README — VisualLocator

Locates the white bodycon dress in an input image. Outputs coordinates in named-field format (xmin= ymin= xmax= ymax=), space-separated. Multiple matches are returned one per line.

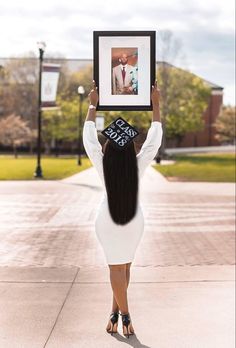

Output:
xmin=82 ymin=120 xmax=163 ymax=265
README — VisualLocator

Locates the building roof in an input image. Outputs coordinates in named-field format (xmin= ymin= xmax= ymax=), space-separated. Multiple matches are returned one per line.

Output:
xmin=156 ymin=60 xmax=224 ymax=90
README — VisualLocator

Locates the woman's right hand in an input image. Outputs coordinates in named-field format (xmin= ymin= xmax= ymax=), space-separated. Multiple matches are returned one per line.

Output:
xmin=88 ymin=80 xmax=99 ymax=107
xmin=151 ymin=80 xmax=160 ymax=109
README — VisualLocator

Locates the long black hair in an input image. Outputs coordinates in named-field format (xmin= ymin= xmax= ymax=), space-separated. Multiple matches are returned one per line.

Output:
xmin=102 ymin=139 xmax=138 ymax=225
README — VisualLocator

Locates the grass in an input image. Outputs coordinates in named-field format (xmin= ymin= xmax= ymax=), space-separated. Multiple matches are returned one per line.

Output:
xmin=1 ymin=153 xmax=235 ymax=182
xmin=0 ymin=156 xmax=92 ymax=180
xmin=153 ymin=153 xmax=235 ymax=182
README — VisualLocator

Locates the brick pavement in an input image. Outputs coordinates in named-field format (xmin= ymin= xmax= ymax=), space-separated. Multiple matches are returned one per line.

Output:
xmin=0 ymin=166 xmax=235 ymax=348
xmin=0 ymin=167 xmax=234 ymax=267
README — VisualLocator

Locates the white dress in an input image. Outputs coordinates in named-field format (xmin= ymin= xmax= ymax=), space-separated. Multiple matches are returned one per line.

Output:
xmin=82 ymin=120 xmax=163 ymax=265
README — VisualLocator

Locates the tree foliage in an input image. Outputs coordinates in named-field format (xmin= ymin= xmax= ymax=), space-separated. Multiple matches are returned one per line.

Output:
xmin=0 ymin=55 xmax=38 ymax=129
xmin=42 ymin=96 xmax=89 ymax=154
xmin=60 ymin=64 xmax=93 ymax=99
xmin=0 ymin=114 xmax=36 ymax=157
xmin=157 ymin=65 xmax=211 ymax=146
xmin=213 ymin=105 xmax=236 ymax=144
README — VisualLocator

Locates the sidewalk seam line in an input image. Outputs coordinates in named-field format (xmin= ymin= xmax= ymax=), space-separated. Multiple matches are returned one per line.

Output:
xmin=43 ymin=267 xmax=80 ymax=348
xmin=0 ymin=280 xmax=234 ymax=284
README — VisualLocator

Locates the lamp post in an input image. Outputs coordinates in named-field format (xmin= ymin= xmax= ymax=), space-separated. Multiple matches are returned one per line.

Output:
xmin=77 ymin=85 xmax=85 ymax=165
xmin=34 ymin=41 xmax=46 ymax=178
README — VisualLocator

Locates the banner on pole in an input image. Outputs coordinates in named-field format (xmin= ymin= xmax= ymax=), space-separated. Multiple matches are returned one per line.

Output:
xmin=41 ymin=63 xmax=60 ymax=109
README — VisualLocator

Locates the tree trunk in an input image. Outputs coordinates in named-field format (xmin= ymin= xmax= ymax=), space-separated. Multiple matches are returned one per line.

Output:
xmin=13 ymin=145 xmax=18 ymax=158
xmin=55 ymin=139 xmax=59 ymax=157
xmin=175 ymin=135 xmax=183 ymax=147
xmin=45 ymin=143 xmax=51 ymax=155
xmin=29 ymin=141 xmax=34 ymax=155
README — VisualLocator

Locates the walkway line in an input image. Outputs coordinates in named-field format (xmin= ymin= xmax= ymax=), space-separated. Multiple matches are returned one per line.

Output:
xmin=43 ymin=267 xmax=80 ymax=348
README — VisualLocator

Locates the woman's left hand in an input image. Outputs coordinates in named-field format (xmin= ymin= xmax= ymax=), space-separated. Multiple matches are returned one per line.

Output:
xmin=88 ymin=80 xmax=99 ymax=107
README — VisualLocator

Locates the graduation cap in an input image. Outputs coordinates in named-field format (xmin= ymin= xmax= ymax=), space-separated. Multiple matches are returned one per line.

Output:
xmin=101 ymin=117 xmax=139 ymax=150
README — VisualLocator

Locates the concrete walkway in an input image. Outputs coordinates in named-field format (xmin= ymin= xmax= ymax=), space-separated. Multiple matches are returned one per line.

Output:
xmin=0 ymin=165 xmax=235 ymax=348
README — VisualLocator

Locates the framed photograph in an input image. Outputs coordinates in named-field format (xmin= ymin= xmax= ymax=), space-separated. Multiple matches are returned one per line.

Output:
xmin=93 ymin=31 xmax=156 ymax=111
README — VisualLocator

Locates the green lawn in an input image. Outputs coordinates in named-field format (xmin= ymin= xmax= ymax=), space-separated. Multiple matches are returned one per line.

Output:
xmin=153 ymin=153 xmax=235 ymax=182
xmin=1 ymin=153 xmax=235 ymax=182
xmin=0 ymin=156 xmax=92 ymax=180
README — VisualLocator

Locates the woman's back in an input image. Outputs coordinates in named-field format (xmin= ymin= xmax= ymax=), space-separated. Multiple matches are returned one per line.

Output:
xmin=82 ymin=79 xmax=163 ymax=264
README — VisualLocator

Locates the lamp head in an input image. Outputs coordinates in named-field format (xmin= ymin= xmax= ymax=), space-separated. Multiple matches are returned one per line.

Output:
xmin=37 ymin=41 xmax=46 ymax=51
xmin=78 ymin=86 xmax=85 ymax=95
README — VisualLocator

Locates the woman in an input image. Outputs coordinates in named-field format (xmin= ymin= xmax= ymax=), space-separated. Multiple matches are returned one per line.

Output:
xmin=82 ymin=80 xmax=163 ymax=338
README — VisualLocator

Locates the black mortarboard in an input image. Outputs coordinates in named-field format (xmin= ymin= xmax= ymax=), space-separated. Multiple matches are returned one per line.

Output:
xmin=101 ymin=117 xmax=139 ymax=150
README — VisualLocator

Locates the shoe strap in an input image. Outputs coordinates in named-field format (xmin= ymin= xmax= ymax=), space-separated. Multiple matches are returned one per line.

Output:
xmin=110 ymin=311 xmax=119 ymax=317
xmin=119 ymin=311 xmax=130 ymax=316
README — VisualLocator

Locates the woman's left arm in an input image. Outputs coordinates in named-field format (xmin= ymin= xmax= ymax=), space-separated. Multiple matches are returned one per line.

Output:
xmin=82 ymin=81 xmax=104 ymax=176
xmin=85 ymin=80 xmax=98 ymax=122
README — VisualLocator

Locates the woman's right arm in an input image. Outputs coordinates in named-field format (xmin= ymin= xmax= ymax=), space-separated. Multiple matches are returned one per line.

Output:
xmin=136 ymin=81 xmax=163 ymax=173
xmin=152 ymin=80 xmax=161 ymax=122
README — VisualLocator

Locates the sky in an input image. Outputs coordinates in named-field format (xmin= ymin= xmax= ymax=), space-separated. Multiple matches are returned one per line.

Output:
xmin=0 ymin=0 xmax=235 ymax=105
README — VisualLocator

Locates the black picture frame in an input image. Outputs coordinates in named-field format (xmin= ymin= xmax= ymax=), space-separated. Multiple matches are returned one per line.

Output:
xmin=93 ymin=31 xmax=156 ymax=111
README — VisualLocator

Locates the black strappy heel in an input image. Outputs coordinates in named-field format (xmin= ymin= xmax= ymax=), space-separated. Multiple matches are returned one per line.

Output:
xmin=120 ymin=312 xmax=134 ymax=338
xmin=106 ymin=311 xmax=119 ymax=335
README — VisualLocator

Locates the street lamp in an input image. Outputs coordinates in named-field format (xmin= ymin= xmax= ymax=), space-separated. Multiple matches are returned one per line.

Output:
xmin=34 ymin=41 xmax=46 ymax=178
xmin=77 ymin=85 xmax=85 ymax=165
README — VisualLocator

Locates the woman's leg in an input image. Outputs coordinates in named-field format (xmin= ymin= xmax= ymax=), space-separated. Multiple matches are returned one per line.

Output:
xmin=126 ymin=262 xmax=132 ymax=287
xmin=111 ymin=262 xmax=132 ymax=312
xmin=109 ymin=264 xmax=129 ymax=314
xmin=111 ymin=295 xmax=119 ymax=312
xmin=107 ymin=262 xmax=134 ymax=334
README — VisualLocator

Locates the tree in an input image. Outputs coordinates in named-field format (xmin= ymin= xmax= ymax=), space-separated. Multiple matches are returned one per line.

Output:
xmin=0 ymin=114 xmax=36 ymax=157
xmin=41 ymin=62 xmax=93 ymax=154
xmin=0 ymin=53 xmax=38 ymax=128
xmin=0 ymin=53 xmax=70 ymax=153
xmin=156 ymin=30 xmax=212 ymax=159
xmin=158 ymin=29 xmax=185 ymax=66
xmin=213 ymin=106 xmax=236 ymax=144
xmin=157 ymin=29 xmax=185 ymax=158
xmin=157 ymin=66 xmax=211 ymax=147
xmin=62 ymin=65 xmax=93 ymax=99
xmin=42 ymin=96 xmax=89 ymax=154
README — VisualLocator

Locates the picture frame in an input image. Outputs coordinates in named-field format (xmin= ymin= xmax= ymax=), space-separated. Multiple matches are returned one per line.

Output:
xmin=93 ymin=31 xmax=156 ymax=111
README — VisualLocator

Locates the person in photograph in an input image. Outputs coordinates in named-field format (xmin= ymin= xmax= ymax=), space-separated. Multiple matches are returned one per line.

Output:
xmin=83 ymin=80 xmax=163 ymax=338
xmin=112 ymin=53 xmax=138 ymax=95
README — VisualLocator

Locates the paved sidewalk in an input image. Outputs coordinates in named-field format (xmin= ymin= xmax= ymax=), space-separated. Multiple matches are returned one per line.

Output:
xmin=0 ymin=165 xmax=235 ymax=348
